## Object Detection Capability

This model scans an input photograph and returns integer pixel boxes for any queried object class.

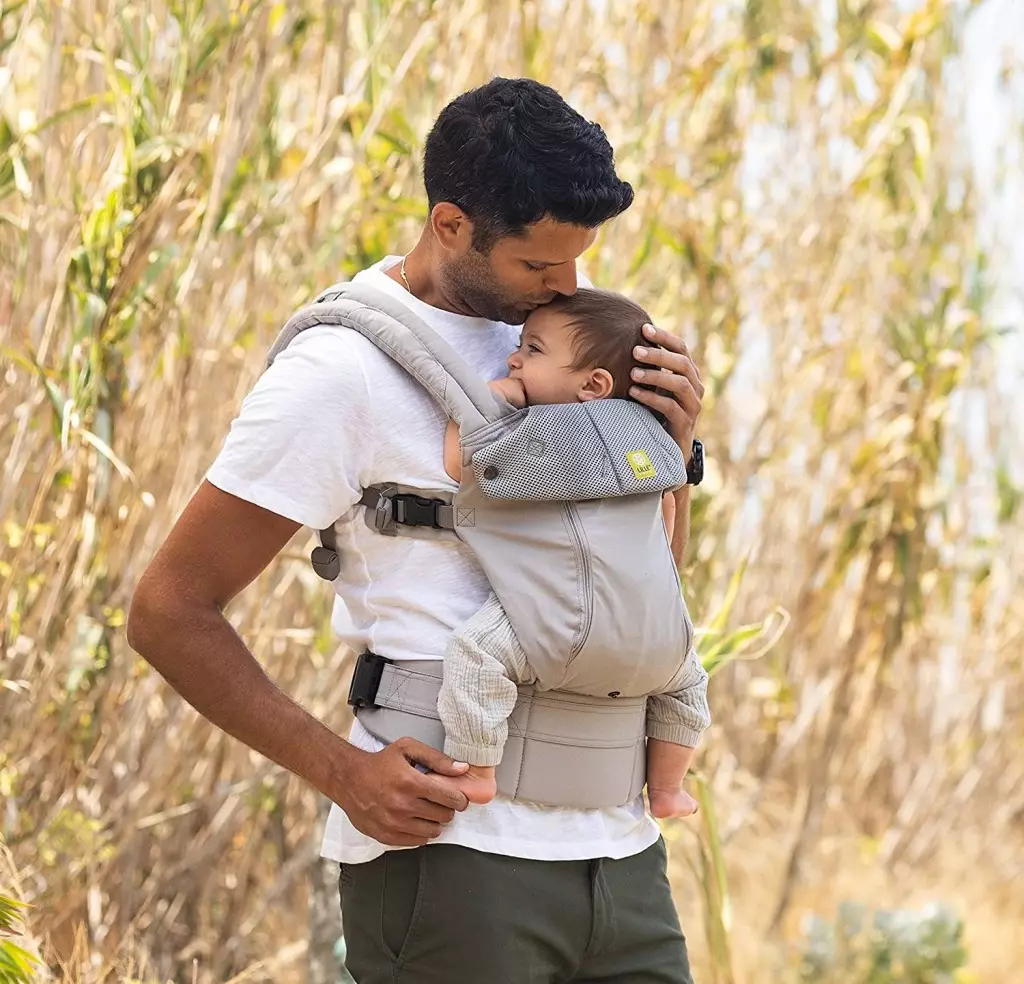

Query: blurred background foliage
[1,0,1022,981]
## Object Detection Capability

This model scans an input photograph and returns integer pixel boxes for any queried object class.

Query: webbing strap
[357,487,455,533]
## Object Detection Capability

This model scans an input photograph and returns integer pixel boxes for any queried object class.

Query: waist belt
[348,652,648,810]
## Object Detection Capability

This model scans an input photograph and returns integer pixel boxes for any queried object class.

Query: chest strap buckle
[359,487,455,534]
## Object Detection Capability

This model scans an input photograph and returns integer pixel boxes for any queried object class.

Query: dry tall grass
[1,0,1022,981]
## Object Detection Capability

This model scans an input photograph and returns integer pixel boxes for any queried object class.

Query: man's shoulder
[268,318,403,381]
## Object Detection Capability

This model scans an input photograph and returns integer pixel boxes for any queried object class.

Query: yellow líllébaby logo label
[626,449,657,480]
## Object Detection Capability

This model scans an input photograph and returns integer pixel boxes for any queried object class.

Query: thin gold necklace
[400,253,412,293]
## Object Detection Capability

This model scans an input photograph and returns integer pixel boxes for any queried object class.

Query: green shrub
[799,901,968,984]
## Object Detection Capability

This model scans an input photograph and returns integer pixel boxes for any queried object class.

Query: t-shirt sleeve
[206,327,377,531]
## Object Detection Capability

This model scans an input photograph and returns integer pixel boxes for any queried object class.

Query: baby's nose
[507,351,521,370]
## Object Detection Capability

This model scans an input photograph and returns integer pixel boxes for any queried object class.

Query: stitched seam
[346,308,459,421]
[391,850,429,977]
[380,851,428,976]
[559,504,587,677]
[564,503,593,670]
[588,402,627,494]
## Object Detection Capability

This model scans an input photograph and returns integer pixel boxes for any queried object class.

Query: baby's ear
[577,368,614,402]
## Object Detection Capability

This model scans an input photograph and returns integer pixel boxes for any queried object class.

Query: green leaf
[0,895,29,934]
[701,623,766,676]
[702,557,749,639]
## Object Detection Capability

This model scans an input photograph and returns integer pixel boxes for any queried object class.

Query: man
[128,77,705,982]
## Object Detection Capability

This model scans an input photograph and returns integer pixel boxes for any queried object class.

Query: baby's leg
[437,593,535,806]
[646,739,699,819]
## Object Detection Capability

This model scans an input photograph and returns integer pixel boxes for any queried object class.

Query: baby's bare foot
[450,764,498,805]
[648,787,699,819]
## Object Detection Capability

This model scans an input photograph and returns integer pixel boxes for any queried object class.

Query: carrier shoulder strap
[267,282,510,434]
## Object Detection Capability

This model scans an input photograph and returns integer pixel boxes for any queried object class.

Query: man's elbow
[126,572,171,656]
[126,580,149,654]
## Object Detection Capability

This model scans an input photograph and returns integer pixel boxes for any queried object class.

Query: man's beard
[441,252,530,325]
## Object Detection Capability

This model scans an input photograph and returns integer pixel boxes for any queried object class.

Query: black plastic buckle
[393,494,444,528]
[347,651,392,709]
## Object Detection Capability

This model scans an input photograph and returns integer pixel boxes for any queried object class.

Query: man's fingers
[411,798,458,825]
[631,386,700,447]
[641,322,693,362]
[630,387,682,420]
[371,824,440,848]
[368,805,447,846]
[387,816,445,841]
[633,346,704,398]
[631,377,701,421]
[414,773,470,811]
[392,739,470,811]
[397,737,469,777]
[632,362,704,407]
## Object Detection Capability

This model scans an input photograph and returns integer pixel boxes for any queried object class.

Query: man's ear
[430,202,473,255]
[577,368,615,402]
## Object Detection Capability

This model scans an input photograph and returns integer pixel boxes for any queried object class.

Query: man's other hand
[333,737,471,847]
[630,323,703,462]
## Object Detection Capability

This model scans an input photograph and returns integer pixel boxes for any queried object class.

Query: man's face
[441,216,597,325]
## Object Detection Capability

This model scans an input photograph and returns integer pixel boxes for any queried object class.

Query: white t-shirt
[207,257,661,863]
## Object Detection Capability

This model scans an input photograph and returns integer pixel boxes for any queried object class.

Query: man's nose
[545,263,578,297]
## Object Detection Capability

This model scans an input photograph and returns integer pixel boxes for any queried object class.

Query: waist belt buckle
[348,651,392,709]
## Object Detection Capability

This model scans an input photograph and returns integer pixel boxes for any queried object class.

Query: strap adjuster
[347,651,392,709]
[393,494,445,528]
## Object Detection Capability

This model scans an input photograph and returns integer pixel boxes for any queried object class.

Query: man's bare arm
[670,485,691,565]
[630,322,702,568]
[127,481,468,846]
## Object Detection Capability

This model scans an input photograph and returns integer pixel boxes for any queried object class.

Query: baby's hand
[489,376,527,409]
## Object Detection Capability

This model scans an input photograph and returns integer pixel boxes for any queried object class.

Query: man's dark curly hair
[423,78,634,251]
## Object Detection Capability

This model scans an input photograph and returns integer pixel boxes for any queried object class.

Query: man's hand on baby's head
[630,323,703,463]
[489,377,528,409]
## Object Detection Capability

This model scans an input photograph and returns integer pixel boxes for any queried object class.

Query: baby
[439,287,710,818]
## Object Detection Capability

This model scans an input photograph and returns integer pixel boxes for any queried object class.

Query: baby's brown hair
[545,288,653,399]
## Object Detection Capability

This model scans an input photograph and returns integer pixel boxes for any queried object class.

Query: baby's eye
[527,343,541,354]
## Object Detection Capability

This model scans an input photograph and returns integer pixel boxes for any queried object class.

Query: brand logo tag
[626,450,656,480]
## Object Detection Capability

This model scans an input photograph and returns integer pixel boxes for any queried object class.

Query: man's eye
[525,262,546,272]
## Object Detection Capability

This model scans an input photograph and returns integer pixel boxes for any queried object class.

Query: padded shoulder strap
[267,282,509,432]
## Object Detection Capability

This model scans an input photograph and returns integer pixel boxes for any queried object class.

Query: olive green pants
[338,837,694,983]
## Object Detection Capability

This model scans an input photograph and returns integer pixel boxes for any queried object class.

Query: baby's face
[506,307,599,406]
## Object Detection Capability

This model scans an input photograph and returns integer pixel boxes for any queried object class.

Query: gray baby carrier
[268,283,696,809]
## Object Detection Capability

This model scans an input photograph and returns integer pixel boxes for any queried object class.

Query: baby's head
[506,288,652,406]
